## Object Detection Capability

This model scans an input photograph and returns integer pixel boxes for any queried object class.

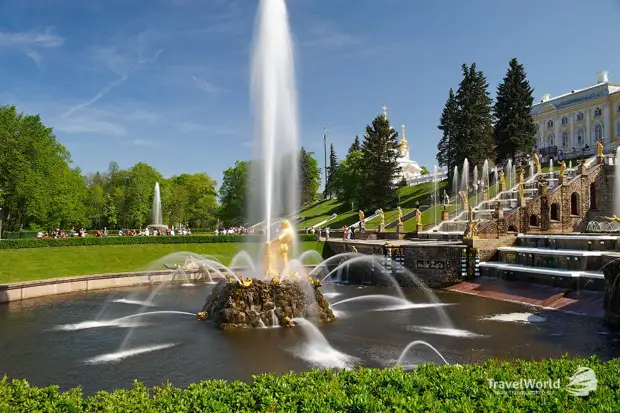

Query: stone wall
[326,241,463,288]
[480,163,612,235]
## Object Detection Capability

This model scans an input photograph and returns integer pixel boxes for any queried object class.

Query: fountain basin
[201,278,335,329]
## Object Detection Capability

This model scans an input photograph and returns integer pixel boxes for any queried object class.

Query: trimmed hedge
[0,234,319,250]
[1,357,619,412]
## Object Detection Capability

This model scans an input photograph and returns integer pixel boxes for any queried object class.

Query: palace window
[594,107,602,117]
[594,124,603,140]
[616,103,620,113]
[577,112,584,122]
[616,121,620,137]
[535,123,540,132]
[547,135,555,147]
[577,128,584,146]
[561,116,568,126]
[546,120,554,128]
[562,131,569,146]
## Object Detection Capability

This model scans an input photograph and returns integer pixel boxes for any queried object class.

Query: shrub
[0,357,619,412]
[0,234,319,250]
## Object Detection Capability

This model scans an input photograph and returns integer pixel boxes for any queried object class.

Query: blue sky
[2,0,620,190]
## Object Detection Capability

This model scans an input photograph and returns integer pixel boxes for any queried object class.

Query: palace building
[532,70,620,158]
[381,105,423,184]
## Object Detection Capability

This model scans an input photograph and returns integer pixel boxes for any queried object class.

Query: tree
[348,135,361,154]
[359,114,401,210]
[123,163,163,228]
[436,88,458,170]
[166,173,218,229]
[451,64,495,173]
[299,148,321,205]
[421,166,430,175]
[219,161,249,227]
[333,150,365,209]
[324,144,338,199]
[494,57,536,163]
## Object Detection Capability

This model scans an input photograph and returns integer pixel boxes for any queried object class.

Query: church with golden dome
[381,105,423,184]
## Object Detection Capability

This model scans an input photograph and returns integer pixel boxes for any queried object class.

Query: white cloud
[191,76,221,95]
[0,28,64,67]
[300,21,359,49]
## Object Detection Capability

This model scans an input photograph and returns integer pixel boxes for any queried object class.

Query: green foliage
[494,57,537,163]
[299,147,321,205]
[348,135,361,154]
[0,234,319,250]
[359,114,401,210]
[1,357,619,412]
[333,150,365,209]
[0,105,89,233]
[218,161,249,227]
[437,88,458,170]
[324,144,339,199]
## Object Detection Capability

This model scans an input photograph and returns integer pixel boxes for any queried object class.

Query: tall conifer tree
[493,57,536,163]
[436,88,458,171]
[348,135,361,154]
[453,63,494,170]
[359,114,401,210]
[324,143,338,199]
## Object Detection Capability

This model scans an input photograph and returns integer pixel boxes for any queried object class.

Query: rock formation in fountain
[201,278,335,329]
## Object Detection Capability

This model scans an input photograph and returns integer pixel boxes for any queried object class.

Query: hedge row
[0,234,319,250]
[1,357,618,412]
[2,228,217,239]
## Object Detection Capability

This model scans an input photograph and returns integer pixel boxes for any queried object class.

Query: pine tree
[453,63,494,170]
[494,57,536,163]
[324,144,338,198]
[359,114,401,210]
[348,135,361,154]
[436,88,458,170]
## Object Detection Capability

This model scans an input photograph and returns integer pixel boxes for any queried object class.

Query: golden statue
[283,316,294,327]
[534,153,541,174]
[351,246,358,253]
[397,206,403,224]
[237,276,253,288]
[197,311,208,321]
[519,183,524,201]
[379,209,385,226]
[467,205,474,221]
[459,190,469,209]
[597,140,604,157]
[602,215,620,223]
[499,170,506,185]
[467,220,479,238]
[416,208,422,225]
[262,219,294,281]
[559,160,566,176]
[359,210,365,222]
[518,169,524,183]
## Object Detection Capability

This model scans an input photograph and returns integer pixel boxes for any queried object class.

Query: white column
[585,109,591,146]
[569,114,575,148]
[554,115,560,147]
[603,103,611,144]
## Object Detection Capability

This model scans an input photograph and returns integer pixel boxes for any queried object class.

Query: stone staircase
[385,209,419,229]
[478,233,611,291]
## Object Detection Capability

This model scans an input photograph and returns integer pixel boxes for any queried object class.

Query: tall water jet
[249,0,300,241]
[549,159,554,181]
[473,165,479,207]
[529,159,534,181]
[152,182,163,226]
[452,166,459,218]
[433,165,438,224]
[506,159,513,189]
[615,151,620,215]
[482,159,489,193]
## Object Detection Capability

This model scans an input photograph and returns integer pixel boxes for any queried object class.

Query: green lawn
[0,241,325,284]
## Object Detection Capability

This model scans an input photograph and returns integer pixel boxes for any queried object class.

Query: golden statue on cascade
[597,139,604,157]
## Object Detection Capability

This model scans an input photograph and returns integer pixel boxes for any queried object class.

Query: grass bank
[1,357,617,411]
[0,241,325,284]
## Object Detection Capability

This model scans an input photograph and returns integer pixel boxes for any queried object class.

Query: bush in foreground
[1,357,619,412]
[0,234,318,250]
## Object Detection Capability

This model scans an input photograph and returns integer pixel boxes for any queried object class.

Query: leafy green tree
[324,144,338,199]
[333,150,364,209]
[494,57,536,163]
[359,114,401,210]
[0,105,89,231]
[299,148,321,205]
[348,135,361,154]
[421,166,430,175]
[123,163,163,228]
[219,161,249,227]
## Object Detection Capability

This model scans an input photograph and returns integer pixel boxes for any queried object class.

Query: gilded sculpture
[499,170,505,185]
[397,206,403,224]
[459,190,469,209]
[597,140,604,157]
[378,209,385,226]
[359,210,365,222]
[416,208,422,225]
[262,219,294,281]
[560,160,566,177]
[602,216,620,223]
[534,153,541,174]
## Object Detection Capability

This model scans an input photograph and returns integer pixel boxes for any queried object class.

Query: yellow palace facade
[532,71,620,158]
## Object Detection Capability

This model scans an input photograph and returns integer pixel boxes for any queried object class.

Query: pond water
[0,283,618,394]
